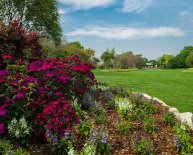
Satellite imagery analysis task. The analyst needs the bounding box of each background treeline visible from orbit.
[41,38,193,69]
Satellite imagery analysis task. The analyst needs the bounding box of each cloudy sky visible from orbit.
[58,0,193,59]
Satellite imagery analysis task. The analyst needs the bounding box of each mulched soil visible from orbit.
[26,94,193,155]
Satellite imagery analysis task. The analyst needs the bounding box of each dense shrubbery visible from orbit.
[0,55,95,143]
[0,21,96,149]
[0,20,44,69]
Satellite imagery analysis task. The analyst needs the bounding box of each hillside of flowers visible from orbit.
[1,21,193,155]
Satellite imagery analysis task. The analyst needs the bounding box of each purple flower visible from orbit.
[16,93,25,99]
[56,76,71,84]
[25,76,38,83]
[54,92,63,97]
[117,117,121,123]
[0,123,5,135]
[0,109,8,116]
[101,134,107,143]
[0,70,8,76]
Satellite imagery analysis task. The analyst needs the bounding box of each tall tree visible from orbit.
[100,48,115,68]
[158,54,174,68]
[186,52,193,68]
[175,46,193,68]
[0,0,62,44]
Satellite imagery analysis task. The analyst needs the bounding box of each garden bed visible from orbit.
[20,86,193,155]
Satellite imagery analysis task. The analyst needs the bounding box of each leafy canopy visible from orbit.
[0,0,62,44]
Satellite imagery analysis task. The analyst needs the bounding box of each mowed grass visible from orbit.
[94,69,193,113]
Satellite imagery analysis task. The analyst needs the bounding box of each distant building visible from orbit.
[144,62,157,68]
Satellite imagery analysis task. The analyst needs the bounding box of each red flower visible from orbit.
[2,55,14,59]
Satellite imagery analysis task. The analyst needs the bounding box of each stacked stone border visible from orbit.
[132,92,193,129]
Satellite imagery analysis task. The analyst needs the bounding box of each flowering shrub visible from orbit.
[35,97,79,139]
[0,55,95,143]
[0,20,44,69]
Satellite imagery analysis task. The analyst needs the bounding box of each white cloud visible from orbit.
[120,0,152,13]
[58,9,69,15]
[58,0,115,10]
[67,26,185,39]
[178,11,189,16]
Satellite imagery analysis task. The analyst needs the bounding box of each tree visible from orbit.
[92,57,101,68]
[100,48,115,68]
[158,55,174,68]
[114,52,147,69]
[186,52,193,68]
[175,46,193,68]
[0,0,62,44]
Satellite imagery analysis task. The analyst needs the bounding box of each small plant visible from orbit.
[143,101,157,114]
[103,90,113,102]
[109,86,130,98]
[173,122,193,154]
[80,92,97,110]
[80,143,96,155]
[163,112,176,126]
[51,132,74,155]
[8,116,32,145]
[77,121,91,138]
[143,117,156,135]
[106,99,115,109]
[116,119,131,134]
[130,108,145,120]
[93,106,107,124]
[0,139,29,155]
[89,129,111,155]
[72,99,86,119]
[132,137,154,155]
[116,98,132,120]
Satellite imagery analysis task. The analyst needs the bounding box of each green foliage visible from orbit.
[143,117,156,134]
[88,129,111,155]
[132,138,154,155]
[80,143,96,155]
[0,139,29,155]
[106,99,115,109]
[52,137,73,155]
[93,107,107,124]
[96,140,111,155]
[163,112,176,126]
[116,120,131,134]
[77,121,91,138]
[173,122,193,154]
[158,54,174,68]
[110,86,130,98]
[0,0,62,44]
[94,112,107,125]
[100,48,115,68]
[186,52,193,67]
[175,46,193,68]
[143,101,157,114]
[114,52,148,69]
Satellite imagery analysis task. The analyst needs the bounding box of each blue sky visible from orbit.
[58,0,193,59]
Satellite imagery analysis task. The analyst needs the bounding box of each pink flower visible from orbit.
[0,109,8,116]
[16,93,25,99]
[2,55,14,59]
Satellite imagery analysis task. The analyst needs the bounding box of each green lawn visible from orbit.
[94,69,193,113]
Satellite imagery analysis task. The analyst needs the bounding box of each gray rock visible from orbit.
[141,93,152,100]
[169,107,180,121]
[179,112,193,129]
